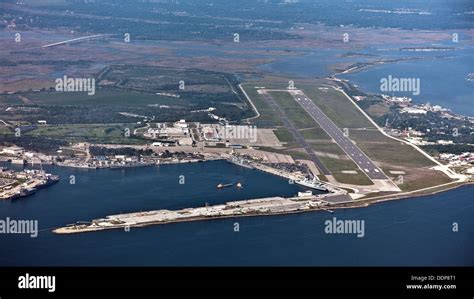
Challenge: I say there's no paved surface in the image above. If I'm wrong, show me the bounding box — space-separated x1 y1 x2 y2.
322 194 353 204
291 91 388 180
260 91 331 175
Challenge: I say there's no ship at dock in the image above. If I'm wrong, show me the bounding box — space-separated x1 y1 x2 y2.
1 168 60 200
40 174 60 188
227 157 254 169
295 178 328 191
24 169 60 188
20 187 37 197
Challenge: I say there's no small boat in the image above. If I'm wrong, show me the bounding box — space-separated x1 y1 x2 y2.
236 182 243 188
217 183 233 189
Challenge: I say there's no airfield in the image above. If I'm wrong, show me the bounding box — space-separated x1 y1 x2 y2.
241 82 453 196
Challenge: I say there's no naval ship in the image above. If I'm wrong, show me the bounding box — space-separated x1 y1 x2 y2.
295 177 327 191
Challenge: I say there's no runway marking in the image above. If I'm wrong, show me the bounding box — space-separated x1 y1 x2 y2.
288 90 389 180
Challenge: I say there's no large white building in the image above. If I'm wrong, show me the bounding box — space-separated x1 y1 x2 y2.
1 146 24 156
401 107 427 115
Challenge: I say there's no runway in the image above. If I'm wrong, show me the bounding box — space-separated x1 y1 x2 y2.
290 91 388 180
259 91 331 176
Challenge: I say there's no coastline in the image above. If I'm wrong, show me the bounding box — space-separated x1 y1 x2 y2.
52 180 473 235
331 181 473 211
50 71 473 234
4 54 472 231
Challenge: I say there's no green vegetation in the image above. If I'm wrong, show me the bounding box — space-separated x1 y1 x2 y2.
274 128 295 144
242 85 283 128
397 171 452 192
25 124 146 145
217 83 447 189
268 91 316 129
8 1 297 42
423 144 474 155
356 138 434 168
332 173 373 186
300 127 330 141
300 84 374 128
309 141 345 156
14 88 184 107
0 135 67 154
319 156 373 185
0 126 12 135
100 66 236 95
348 128 390 143
319 156 358 172
283 150 310 160
0 66 253 124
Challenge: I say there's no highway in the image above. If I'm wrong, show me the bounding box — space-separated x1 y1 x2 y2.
291 91 389 180
260 91 331 176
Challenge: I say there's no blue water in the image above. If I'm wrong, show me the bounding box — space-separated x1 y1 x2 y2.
0 161 472 266
259 49 366 78
260 44 474 116
339 47 474 116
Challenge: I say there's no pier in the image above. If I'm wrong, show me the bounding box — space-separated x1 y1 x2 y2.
0 168 59 200
53 193 352 234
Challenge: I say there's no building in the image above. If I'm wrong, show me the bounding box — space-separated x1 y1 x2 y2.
437 140 454 145
1 146 24 156
174 119 188 129
144 123 189 139
178 137 193 146
201 125 220 142
401 107 427 115
298 190 313 197
11 159 25 165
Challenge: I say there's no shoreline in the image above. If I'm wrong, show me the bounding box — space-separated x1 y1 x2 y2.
49 74 473 233
330 181 473 211
4 54 472 231
52 193 344 234
52 181 473 235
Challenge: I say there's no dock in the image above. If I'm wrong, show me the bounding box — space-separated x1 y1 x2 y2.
0 168 59 200
53 193 352 234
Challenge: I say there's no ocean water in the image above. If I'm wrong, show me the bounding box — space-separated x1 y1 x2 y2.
0 161 472 266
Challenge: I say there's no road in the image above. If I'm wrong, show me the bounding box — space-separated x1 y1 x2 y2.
259 91 331 176
329 80 463 181
41 34 114 48
291 91 388 180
